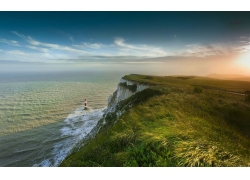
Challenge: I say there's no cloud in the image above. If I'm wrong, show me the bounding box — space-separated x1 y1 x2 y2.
182 44 230 57
69 36 74 42
0 39 20 46
237 44 250 52
63 55 179 64
12 31 87 54
240 36 248 39
114 37 168 57
77 55 143 60
10 32 169 62
7 50 27 56
233 37 250 53
26 36 41 46
0 60 44 64
26 46 50 53
73 42 111 49
239 41 249 44
9 32 243 64
11 31 26 39
124 61 165 64
0 49 3 52
82 42 107 49
114 38 138 49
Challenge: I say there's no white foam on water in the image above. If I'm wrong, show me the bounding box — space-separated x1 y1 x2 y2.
37 159 51 167
38 106 105 167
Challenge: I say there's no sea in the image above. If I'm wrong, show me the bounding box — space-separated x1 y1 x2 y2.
0 70 124 167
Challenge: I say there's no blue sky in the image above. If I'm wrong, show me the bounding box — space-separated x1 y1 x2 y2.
1 12 250 75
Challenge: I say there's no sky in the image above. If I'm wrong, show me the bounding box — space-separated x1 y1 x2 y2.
1 11 250 75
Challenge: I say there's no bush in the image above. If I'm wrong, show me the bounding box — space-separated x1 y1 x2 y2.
193 86 203 93
245 95 250 103
244 90 250 102
144 76 153 80
119 82 127 88
119 82 137 93
127 84 137 93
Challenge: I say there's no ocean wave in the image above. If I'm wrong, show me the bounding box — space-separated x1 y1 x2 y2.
38 106 105 167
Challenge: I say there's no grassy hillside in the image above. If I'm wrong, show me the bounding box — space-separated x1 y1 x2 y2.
206 73 250 81
60 75 250 167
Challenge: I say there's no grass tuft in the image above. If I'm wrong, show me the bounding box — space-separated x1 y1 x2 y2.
193 86 203 93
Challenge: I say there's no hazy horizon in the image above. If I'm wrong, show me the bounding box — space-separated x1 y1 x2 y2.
1 12 250 76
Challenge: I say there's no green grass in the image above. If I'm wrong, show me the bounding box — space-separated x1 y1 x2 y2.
124 74 250 93
60 74 250 167
193 86 203 93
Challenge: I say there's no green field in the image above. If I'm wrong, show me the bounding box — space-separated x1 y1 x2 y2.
60 75 250 167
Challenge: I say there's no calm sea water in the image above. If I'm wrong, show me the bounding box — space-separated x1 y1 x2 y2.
0 70 123 167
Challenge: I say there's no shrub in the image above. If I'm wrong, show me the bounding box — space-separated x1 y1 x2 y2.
144 76 153 80
244 90 250 103
127 84 137 93
119 82 137 93
119 82 127 88
245 94 250 103
193 86 203 93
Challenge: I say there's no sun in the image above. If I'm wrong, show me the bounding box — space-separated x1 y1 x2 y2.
237 52 250 70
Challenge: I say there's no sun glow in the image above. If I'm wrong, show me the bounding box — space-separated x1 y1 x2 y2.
237 52 250 70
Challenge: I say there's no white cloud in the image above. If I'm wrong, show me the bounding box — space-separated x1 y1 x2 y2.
11 31 25 39
182 44 228 57
73 42 111 49
8 31 250 64
115 37 152 51
82 42 106 49
7 50 27 56
26 36 41 46
0 39 20 46
0 49 3 52
10 32 170 61
236 38 250 53
3 49 74 63
239 41 248 43
237 45 250 52
12 31 88 54
26 46 50 53
114 37 167 57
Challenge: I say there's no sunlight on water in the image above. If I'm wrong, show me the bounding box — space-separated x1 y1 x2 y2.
0 71 122 166
0 81 114 136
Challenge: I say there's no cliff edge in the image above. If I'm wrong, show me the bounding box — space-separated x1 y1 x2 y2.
106 77 149 115
60 74 250 167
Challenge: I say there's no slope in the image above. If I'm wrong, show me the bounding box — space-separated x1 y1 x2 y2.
60 74 250 167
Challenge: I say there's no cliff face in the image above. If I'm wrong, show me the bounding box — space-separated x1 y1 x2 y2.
79 77 149 145
107 78 149 108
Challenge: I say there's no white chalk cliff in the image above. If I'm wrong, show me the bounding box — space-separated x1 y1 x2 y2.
107 77 149 108
82 77 149 144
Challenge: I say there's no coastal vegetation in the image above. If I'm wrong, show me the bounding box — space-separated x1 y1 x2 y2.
119 82 137 93
60 74 250 167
